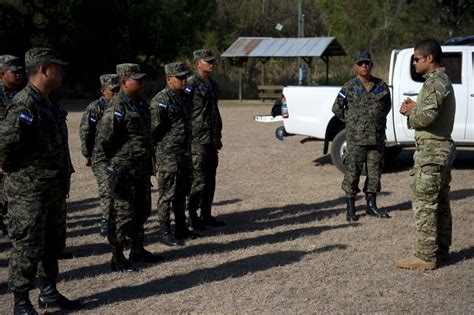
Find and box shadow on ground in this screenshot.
[77,246,346,310]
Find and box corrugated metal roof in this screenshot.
[221,37,346,58]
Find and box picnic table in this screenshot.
[257,85,284,101]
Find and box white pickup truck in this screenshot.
[265,41,474,173]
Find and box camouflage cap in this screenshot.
[25,47,68,67]
[193,49,216,61]
[116,63,146,80]
[0,55,23,71]
[355,51,372,63]
[100,74,119,89]
[165,62,189,77]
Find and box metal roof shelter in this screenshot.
[221,37,347,100]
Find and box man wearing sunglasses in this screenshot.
[396,38,456,270]
[150,62,197,246]
[332,51,392,222]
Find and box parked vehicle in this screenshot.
[261,40,474,173]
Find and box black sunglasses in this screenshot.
[356,60,371,67]
[413,56,426,63]
[175,75,187,80]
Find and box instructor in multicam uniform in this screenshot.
[186,49,225,230]
[396,38,456,270]
[332,51,391,222]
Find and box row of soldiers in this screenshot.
[0,47,224,314]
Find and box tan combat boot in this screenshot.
[394,256,437,270]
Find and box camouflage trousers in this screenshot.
[342,143,383,196]
[156,167,190,225]
[5,172,66,293]
[0,174,7,228]
[410,139,456,262]
[92,162,112,220]
[188,143,218,218]
[107,167,151,248]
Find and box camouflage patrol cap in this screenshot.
[116,63,146,80]
[165,62,189,77]
[0,55,23,71]
[355,51,372,63]
[99,74,119,89]
[25,47,68,67]
[193,49,216,61]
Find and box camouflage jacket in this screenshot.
[0,83,73,183]
[409,68,455,141]
[188,73,222,145]
[150,86,192,171]
[0,82,18,120]
[96,90,152,173]
[332,76,391,145]
[79,96,110,160]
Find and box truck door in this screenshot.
[467,51,474,139]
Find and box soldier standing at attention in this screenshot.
[79,74,119,237]
[396,38,456,270]
[150,62,198,246]
[96,63,162,272]
[0,55,23,237]
[0,47,81,314]
[187,49,225,229]
[332,51,391,222]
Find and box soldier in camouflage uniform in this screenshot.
[395,39,456,270]
[96,63,162,272]
[187,49,225,229]
[79,74,119,237]
[0,48,81,314]
[150,62,198,246]
[0,55,23,237]
[332,51,391,222]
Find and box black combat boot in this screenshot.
[188,211,206,231]
[201,214,226,227]
[175,222,201,241]
[14,292,38,315]
[99,216,109,237]
[366,193,389,218]
[111,245,138,272]
[346,196,358,222]
[158,220,184,247]
[37,278,81,310]
[129,239,164,263]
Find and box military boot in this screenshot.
[346,196,358,222]
[38,278,82,310]
[129,239,164,263]
[201,214,226,227]
[111,245,138,272]
[175,222,201,241]
[158,220,184,247]
[99,216,109,237]
[366,193,389,218]
[394,256,437,270]
[13,292,38,315]
[188,211,206,231]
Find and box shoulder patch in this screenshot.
[113,110,124,120]
[19,112,34,125]
[184,86,192,94]
[338,91,346,99]
[158,102,167,108]
[373,86,386,95]
[88,115,98,124]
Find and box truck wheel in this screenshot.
[384,146,402,163]
[330,129,347,174]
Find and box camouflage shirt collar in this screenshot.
[423,67,446,80]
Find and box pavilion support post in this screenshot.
[238,57,248,102]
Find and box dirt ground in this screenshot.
[0,100,473,314]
